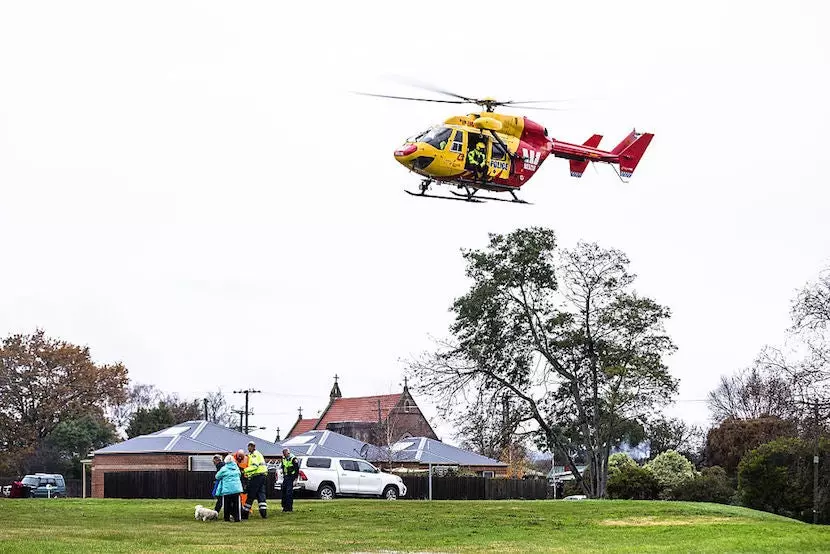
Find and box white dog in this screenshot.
[194,505,219,521]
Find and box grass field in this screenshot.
[1,498,828,553]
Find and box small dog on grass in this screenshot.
[194,505,219,521]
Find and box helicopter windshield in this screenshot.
[409,127,452,149]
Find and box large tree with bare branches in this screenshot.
[408,228,678,497]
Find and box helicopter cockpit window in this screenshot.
[491,142,507,160]
[422,127,453,150]
[450,130,464,153]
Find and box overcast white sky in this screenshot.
[1,1,828,444]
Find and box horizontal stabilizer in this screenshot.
[583,134,603,148]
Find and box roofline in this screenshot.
[286,416,317,438]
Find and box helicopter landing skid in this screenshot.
[405,190,484,203]
[448,190,532,205]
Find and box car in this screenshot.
[276,456,407,500]
[20,473,66,498]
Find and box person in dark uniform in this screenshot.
[280,447,300,512]
[211,454,224,513]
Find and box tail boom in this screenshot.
[551,130,654,180]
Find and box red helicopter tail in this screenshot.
[617,132,654,178]
[569,134,603,177]
[610,130,640,155]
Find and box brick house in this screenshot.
[285,377,438,444]
[90,421,281,498]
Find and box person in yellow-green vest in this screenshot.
[241,441,268,519]
[467,140,487,184]
[281,447,300,512]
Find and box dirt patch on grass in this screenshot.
[599,516,740,527]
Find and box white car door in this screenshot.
[357,461,383,494]
[337,460,361,493]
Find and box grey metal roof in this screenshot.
[276,430,370,459]
[93,421,283,456]
[366,437,506,467]
[278,431,505,467]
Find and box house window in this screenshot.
[404,400,411,413]
[482,471,494,478]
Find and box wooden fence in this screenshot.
[104,470,277,499]
[401,475,548,500]
[102,470,548,500]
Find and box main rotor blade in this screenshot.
[352,91,469,104]
[501,99,573,105]
[383,75,478,103]
[509,105,569,111]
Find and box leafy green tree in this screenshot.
[607,463,661,500]
[670,466,735,504]
[738,437,830,523]
[0,330,128,474]
[37,415,117,477]
[705,416,797,475]
[410,228,678,497]
[646,449,695,492]
[126,404,175,438]
[608,452,638,474]
[646,416,703,463]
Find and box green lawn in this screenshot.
[1,498,828,553]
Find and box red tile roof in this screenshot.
[287,418,318,438]
[316,394,402,429]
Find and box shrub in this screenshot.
[608,452,638,474]
[738,437,829,523]
[670,466,735,504]
[646,450,695,490]
[607,464,661,500]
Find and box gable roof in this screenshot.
[366,437,506,467]
[277,430,504,468]
[286,418,318,438]
[277,430,370,459]
[93,420,282,457]
[314,393,402,429]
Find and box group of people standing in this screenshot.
[211,441,300,522]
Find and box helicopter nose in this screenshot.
[394,143,417,159]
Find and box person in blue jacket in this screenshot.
[215,454,243,522]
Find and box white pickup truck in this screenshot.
[276,456,407,500]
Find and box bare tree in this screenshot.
[790,268,830,400]
[707,359,798,422]
[204,389,236,427]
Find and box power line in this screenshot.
[233,389,261,434]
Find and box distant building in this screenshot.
[279,430,507,477]
[285,376,438,444]
[90,421,281,498]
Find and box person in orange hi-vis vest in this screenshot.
[234,449,249,508]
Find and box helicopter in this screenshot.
[357,85,654,204]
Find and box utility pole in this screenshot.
[203,398,209,421]
[233,389,261,434]
[232,409,246,433]
[799,397,829,525]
